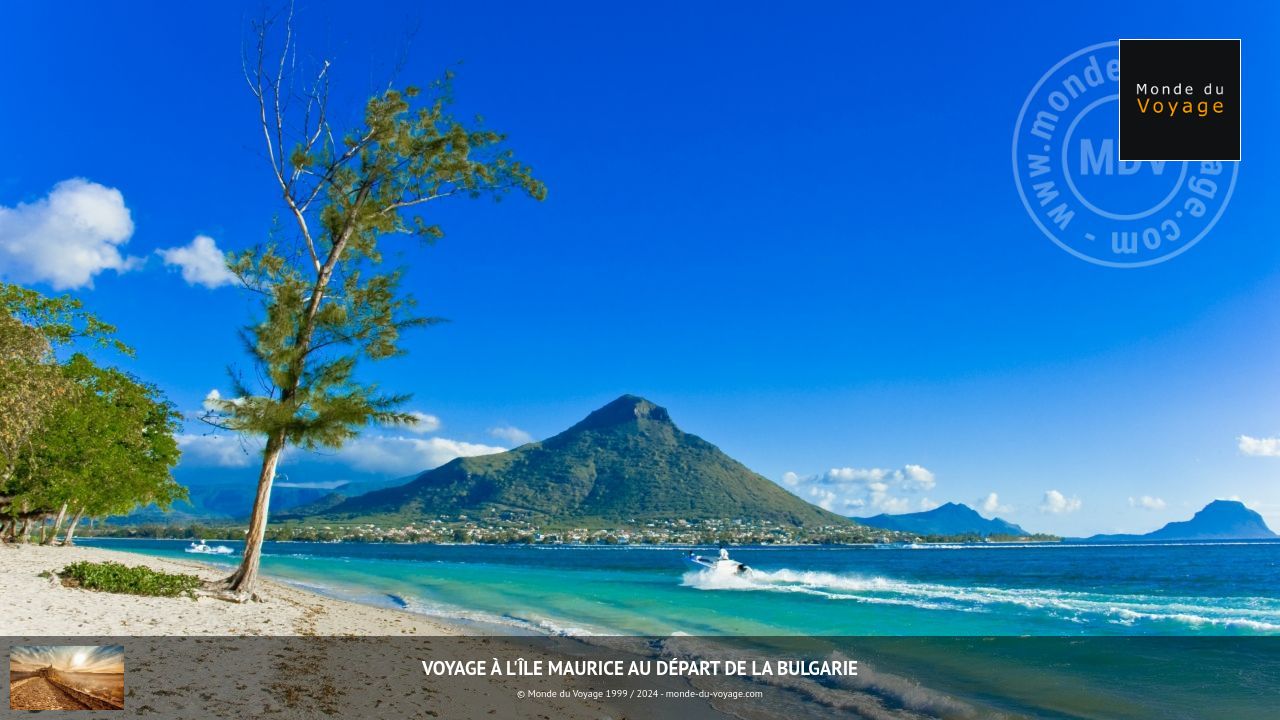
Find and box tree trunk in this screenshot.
[43,503,68,546]
[224,430,287,597]
[19,517,31,543]
[63,508,86,546]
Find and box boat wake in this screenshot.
[184,541,234,555]
[682,567,1280,633]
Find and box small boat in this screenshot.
[185,540,234,555]
[684,548,752,576]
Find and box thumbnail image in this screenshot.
[9,645,124,711]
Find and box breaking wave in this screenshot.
[682,568,1280,633]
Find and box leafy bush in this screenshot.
[58,561,200,598]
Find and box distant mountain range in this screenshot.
[291,395,851,527]
[121,475,410,523]
[131,397,1279,544]
[1084,500,1277,542]
[856,502,1029,537]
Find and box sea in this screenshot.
[76,538,1280,718]
[79,538,1280,637]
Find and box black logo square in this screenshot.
[1119,39,1240,161]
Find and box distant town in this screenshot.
[83,514,1061,546]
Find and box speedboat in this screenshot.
[684,548,751,576]
[185,540,234,555]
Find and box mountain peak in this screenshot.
[1086,499,1276,542]
[932,502,986,518]
[857,502,1028,537]
[570,394,672,431]
[314,394,847,527]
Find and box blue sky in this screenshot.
[2,1,1278,535]
[10,645,124,673]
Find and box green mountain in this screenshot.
[303,395,850,527]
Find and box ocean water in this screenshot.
[73,539,1280,717]
[79,539,1280,637]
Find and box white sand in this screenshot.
[0,542,721,718]
[0,543,462,636]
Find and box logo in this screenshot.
[1119,39,1240,161]
[1012,42,1237,268]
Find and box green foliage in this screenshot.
[316,395,852,528]
[58,561,200,598]
[83,523,238,540]
[210,16,546,589]
[8,355,185,520]
[209,75,544,454]
[1,284,183,533]
[1,281,137,488]
[0,282,132,355]
[0,312,68,477]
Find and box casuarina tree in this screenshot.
[203,8,544,598]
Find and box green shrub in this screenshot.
[58,561,201,598]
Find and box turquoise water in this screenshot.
[75,539,1280,717]
[81,539,1280,636]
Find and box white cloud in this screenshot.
[1040,490,1082,514]
[978,492,1012,515]
[488,425,534,445]
[202,389,224,412]
[157,235,235,288]
[404,411,442,434]
[782,464,938,515]
[1128,495,1167,511]
[902,464,936,490]
[177,433,263,468]
[1239,435,1280,457]
[275,480,345,490]
[324,435,506,475]
[201,388,245,412]
[177,427,504,476]
[0,178,138,289]
[819,465,936,491]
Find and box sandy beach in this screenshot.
[2,542,679,718]
[0,542,463,637]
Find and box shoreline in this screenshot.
[0,543,946,718]
[84,532,1280,547]
[6,541,1275,718]
[63,537,1280,638]
[0,543,468,637]
[77,534,1070,547]
[0,543,733,719]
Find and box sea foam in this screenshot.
[682,567,1280,633]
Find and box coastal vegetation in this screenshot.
[199,9,544,598]
[57,560,201,598]
[0,283,185,544]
